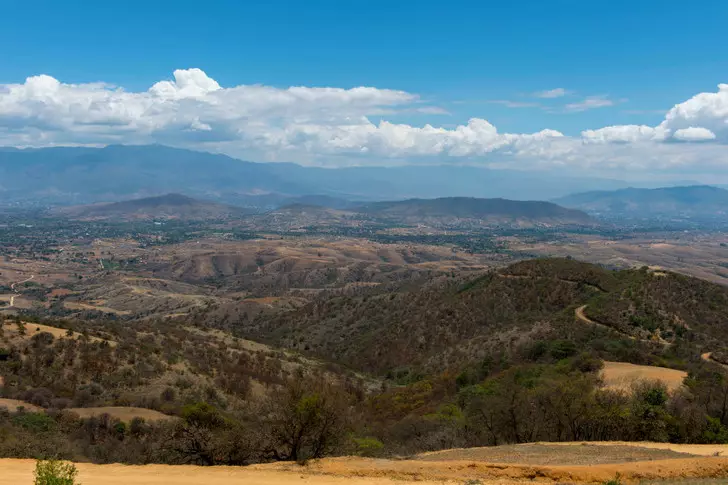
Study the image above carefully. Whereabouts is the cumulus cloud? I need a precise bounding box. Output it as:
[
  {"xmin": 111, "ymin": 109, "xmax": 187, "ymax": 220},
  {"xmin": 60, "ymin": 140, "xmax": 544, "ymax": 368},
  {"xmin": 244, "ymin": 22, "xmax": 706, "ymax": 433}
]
[
  {"xmin": 581, "ymin": 125, "xmax": 668, "ymax": 143},
  {"xmin": 0, "ymin": 69, "xmax": 728, "ymax": 175},
  {"xmin": 673, "ymin": 127, "xmax": 716, "ymax": 141},
  {"xmin": 659, "ymin": 84, "xmax": 728, "ymax": 138}
]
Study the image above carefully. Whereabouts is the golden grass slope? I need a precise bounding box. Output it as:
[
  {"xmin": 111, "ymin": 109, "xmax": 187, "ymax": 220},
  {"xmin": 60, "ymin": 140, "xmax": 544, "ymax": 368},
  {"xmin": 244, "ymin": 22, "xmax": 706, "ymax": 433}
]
[
  {"xmin": 601, "ymin": 361, "xmax": 688, "ymax": 393},
  {"xmin": 66, "ymin": 407, "xmax": 176, "ymax": 422}
]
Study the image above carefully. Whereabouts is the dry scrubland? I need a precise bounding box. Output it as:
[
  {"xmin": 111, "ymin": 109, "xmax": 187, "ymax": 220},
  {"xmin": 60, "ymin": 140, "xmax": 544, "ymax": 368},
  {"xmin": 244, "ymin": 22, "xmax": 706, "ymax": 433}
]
[
  {"xmin": 3, "ymin": 233, "xmax": 727, "ymax": 322},
  {"xmin": 1, "ymin": 236, "xmax": 498, "ymax": 320},
  {"xmin": 510, "ymin": 234, "xmax": 728, "ymax": 286},
  {"xmin": 3, "ymin": 442, "xmax": 728, "ymax": 484}
]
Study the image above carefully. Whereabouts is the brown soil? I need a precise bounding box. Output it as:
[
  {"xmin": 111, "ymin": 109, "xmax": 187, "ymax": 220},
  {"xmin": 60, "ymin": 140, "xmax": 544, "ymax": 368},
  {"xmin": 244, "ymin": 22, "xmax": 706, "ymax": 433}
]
[{"xmin": 0, "ymin": 459, "xmax": 477, "ymax": 485}]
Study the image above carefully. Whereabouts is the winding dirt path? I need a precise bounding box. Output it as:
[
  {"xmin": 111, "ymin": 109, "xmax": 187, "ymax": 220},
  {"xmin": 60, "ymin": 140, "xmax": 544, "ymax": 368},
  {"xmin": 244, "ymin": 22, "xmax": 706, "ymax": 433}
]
[
  {"xmin": 577, "ymin": 306, "xmax": 726, "ymax": 375},
  {"xmin": 575, "ymin": 305, "xmax": 674, "ymax": 346},
  {"xmin": 8, "ymin": 275, "xmax": 34, "ymax": 308},
  {"xmin": 701, "ymin": 352, "xmax": 728, "ymax": 371},
  {"xmin": 575, "ymin": 305, "xmax": 637, "ymax": 341}
]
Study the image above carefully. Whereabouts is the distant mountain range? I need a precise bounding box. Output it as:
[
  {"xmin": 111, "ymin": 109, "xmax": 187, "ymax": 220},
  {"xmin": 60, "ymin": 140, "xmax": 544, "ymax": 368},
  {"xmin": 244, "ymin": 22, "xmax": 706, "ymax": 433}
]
[
  {"xmin": 356, "ymin": 197, "xmax": 593, "ymax": 225},
  {"xmin": 0, "ymin": 144, "xmax": 679, "ymax": 206},
  {"xmin": 53, "ymin": 193, "xmax": 251, "ymax": 221},
  {"xmin": 51, "ymin": 193, "xmax": 593, "ymax": 228},
  {"xmin": 553, "ymin": 185, "xmax": 728, "ymax": 218},
  {"xmin": 259, "ymin": 196, "xmax": 593, "ymax": 229}
]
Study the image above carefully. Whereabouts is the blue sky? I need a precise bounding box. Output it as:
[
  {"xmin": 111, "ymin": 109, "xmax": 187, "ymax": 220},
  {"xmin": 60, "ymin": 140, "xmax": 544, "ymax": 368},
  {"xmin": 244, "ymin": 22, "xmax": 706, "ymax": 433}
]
[{"xmin": 1, "ymin": 0, "xmax": 728, "ymax": 180}]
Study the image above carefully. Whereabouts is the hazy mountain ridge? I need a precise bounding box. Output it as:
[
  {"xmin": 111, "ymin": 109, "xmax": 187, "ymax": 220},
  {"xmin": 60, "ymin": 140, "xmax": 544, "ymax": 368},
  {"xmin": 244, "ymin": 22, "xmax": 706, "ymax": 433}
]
[
  {"xmin": 49, "ymin": 193, "xmax": 592, "ymax": 228},
  {"xmin": 356, "ymin": 197, "xmax": 593, "ymax": 225},
  {"xmin": 53, "ymin": 193, "xmax": 252, "ymax": 221},
  {"xmin": 0, "ymin": 144, "xmax": 661, "ymax": 205},
  {"xmin": 553, "ymin": 185, "xmax": 728, "ymax": 217}
]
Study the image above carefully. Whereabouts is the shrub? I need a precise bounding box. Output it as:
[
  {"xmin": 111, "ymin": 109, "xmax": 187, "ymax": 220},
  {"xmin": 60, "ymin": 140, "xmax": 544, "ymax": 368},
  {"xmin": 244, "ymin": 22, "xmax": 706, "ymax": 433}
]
[
  {"xmin": 352, "ymin": 436, "xmax": 385, "ymax": 457},
  {"xmin": 13, "ymin": 412, "xmax": 56, "ymax": 432},
  {"xmin": 549, "ymin": 340, "xmax": 578, "ymax": 361},
  {"xmin": 34, "ymin": 459, "xmax": 79, "ymax": 485}
]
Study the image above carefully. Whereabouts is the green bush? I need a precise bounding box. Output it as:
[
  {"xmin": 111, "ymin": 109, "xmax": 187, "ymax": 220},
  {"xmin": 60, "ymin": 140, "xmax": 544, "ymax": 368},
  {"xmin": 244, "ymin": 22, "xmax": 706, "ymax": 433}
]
[
  {"xmin": 34, "ymin": 460, "xmax": 79, "ymax": 485},
  {"xmin": 13, "ymin": 413, "xmax": 56, "ymax": 432},
  {"xmin": 352, "ymin": 436, "xmax": 385, "ymax": 457}
]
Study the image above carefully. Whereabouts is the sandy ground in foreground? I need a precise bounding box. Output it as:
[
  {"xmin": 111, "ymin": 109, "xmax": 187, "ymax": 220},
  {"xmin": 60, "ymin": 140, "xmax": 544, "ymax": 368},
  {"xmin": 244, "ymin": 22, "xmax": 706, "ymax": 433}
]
[{"xmin": 3, "ymin": 442, "xmax": 728, "ymax": 484}]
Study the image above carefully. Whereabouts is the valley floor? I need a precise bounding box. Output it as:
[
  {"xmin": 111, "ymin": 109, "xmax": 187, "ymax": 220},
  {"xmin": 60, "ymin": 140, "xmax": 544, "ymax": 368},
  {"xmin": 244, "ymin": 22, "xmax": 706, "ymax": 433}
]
[{"xmin": 2, "ymin": 442, "xmax": 728, "ymax": 484}]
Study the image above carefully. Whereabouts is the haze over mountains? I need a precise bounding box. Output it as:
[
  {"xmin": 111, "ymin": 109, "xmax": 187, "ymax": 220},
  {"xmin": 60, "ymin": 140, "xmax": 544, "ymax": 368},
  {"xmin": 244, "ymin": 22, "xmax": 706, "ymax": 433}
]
[
  {"xmin": 53, "ymin": 193, "xmax": 252, "ymax": 221},
  {"xmin": 356, "ymin": 197, "xmax": 592, "ymax": 226},
  {"xmin": 51, "ymin": 193, "xmax": 592, "ymax": 228},
  {"xmin": 0, "ymin": 144, "xmax": 691, "ymax": 206},
  {"xmin": 554, "ymin": 185, "xmax": 728, "ymax": 218}
]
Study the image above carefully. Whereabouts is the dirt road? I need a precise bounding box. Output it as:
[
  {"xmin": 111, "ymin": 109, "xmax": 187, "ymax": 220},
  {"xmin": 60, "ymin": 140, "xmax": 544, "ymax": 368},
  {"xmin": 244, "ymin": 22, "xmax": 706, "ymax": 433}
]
[
  {"xmin": 575, "ymin": 305, "xmax": 674, "ymax": 346},
  {"xmin": 7, "ymin": 275, "xmax": 33, "ymax": 308},
  {"xmin": 575, "ymin": 305, "xmax": 637, "ymax": 341},
  {"xmin": 701, "ymin": 352, "xmax": 728, "ymax": 371}
]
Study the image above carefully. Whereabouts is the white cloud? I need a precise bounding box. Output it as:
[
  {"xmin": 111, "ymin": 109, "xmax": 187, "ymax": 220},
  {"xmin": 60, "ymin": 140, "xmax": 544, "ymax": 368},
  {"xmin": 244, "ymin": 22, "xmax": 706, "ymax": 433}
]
[
  {"xmin": 488, "ymin": 100, "xmax": 542, "ymax": 108},
  {"xmin": 149, "ymin": 68, "xmax": 221, "ymax": 99},
  {"xmin": 673, "ymin": 126, "xmax": 716, "ymax": 141},
  {"xmin": 581, "ymin": 125, "xmax": 668, "ymax": 143},
  {"xmin": 534, "ymin": 88, "xmax": 568, "ymax": 98},
  {"xmin": 564, "ymin": 96, "xmax": 615, "ymax": 113},
  {"xmin": 1, "ymin": 69, "xmax": 728, "ymax": 177},
  {"xmin": 659, "ymin": 84, "xmax": 728, "ymax": 138}
]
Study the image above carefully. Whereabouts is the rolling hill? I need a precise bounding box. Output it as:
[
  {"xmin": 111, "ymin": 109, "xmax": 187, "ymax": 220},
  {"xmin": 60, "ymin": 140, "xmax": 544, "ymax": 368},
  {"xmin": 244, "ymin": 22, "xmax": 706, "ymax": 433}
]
[
  {"xmin": 53, "ymin": 193, "xmax": 252, "ymax": 221},
  {"xmin": 355, "ymin": 197, "xmax": 594, "ymax": 226},
  {"xmin": 553, "ymin": 185, "xmax": 728, "ymax": 217},
  {"xmin": 245, "ymin": 258, "xmax": 728, "ymax": 376}
]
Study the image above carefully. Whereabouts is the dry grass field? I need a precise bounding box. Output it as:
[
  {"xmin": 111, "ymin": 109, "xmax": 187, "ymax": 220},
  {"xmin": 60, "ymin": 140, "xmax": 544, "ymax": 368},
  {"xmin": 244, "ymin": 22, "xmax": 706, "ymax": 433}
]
[
  {"xmin": 1, "ymin": 320, "xmax": 113, "ymax": 345},
  {"xmin": 601, "ymin": 362, "xmax": 688, "ymax": 393},
  {"xmin": 66, "ymin": 407, "xmax": 176, "ymax": 422}
]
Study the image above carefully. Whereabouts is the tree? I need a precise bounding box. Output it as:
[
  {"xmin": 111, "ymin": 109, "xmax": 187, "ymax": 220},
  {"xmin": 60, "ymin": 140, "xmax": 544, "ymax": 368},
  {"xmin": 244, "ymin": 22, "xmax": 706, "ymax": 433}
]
[
  {"xmin": 629, "ymin": 381, "xmax": 670, "ymax": 442},
  {"xmin": 172, "ymin": 402, "xmax": 225, "ymax": 465},
  {"xmin": 261, "ymin": 379, "xmax": 351, "ymax": 462}
]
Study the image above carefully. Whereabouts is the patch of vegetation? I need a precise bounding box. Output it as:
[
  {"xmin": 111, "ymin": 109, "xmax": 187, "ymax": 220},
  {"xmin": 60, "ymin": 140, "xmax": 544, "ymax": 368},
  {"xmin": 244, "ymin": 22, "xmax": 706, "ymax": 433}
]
[{"xmin": 34, "ymin": 460, "xmax": 79, "ymax": 485}]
